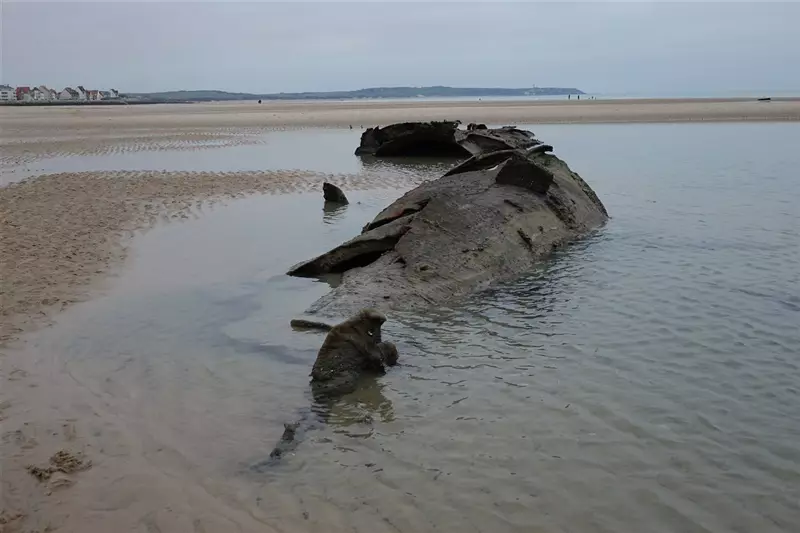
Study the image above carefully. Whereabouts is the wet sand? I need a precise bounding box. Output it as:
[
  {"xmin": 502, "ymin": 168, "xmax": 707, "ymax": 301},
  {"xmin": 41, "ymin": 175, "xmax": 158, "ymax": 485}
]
[
  {"xmin": 5, "ymin": 97, "xmax": 800, "ymax": 132},
  {"xmin": 3, "ymin": 97, "xmax": 799, "ymax": 169}
]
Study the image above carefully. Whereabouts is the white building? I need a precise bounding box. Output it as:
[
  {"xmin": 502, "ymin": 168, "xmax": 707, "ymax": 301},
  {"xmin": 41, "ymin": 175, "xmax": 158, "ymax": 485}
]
[
  {"xmin": 59, "ymin": 87, "xmax": 79, "ymax": 100},
  {"xmin": 35, "ymin": 85, "xmax": 53, "ymax": 101},
  {"xmin": 76, "ymin": 86, "xmax": 88, "ymax": 101},
  {"xmin": 0, "ymin": 85, "xmax": 14, "ymax": 101}
]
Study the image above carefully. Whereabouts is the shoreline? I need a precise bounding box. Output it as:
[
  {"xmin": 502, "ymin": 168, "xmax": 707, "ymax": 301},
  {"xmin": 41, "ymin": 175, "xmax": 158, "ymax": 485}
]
[
  {"xmin": 0, "ymin": 163, "xmax": 430, "ymax": 531},
  {"xmin": 1, "ymin": 95, "xmax": 798, "ymax": 106},
  {"xmin": 3, "ymin": 97, "xmax": 800, "ymax": 133},
  {"xmin": 4, "ymin": 98, "xmax": 799, "ymax": 171},
  {"xmin": 3, "ymin": 98, "xmax": 800, "ymax": 342},
  {"xmin": 0, "ymin": 169, "xmax": 429, "ymax": 345}
]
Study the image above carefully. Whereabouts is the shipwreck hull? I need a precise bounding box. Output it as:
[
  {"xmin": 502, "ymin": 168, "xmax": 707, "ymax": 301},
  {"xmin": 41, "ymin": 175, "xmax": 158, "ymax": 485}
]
[
  {"xmin": 354, "ymin": 121, "xmax": 541, "ymax": 158},
  {"xmin": 290, "ymin": 139, "xmax": 608, "ymax": 318}
]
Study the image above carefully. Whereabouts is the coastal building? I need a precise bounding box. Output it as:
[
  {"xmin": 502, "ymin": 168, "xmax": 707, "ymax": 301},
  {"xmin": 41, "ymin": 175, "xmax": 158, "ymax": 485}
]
[
  {"xmin": 59, "ymin": 87, "xmax": 79, "ymax": 100},
  {"xmin": 16, "ymin": 87, "xmax": 32, "ymax": 102},
  {"xmin": 1, "ymin": 84, "xmax": 122, "ymax": 102},
  {"xmin": 36, "ymin": 85, "xmax": 54, "ymax": 101}
]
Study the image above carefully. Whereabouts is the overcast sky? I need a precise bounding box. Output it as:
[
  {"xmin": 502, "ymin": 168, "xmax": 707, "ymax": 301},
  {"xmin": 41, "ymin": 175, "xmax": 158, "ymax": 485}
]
[{"xmin": 2, "ymin": 1, "xmax": 799, "ymax": 95}]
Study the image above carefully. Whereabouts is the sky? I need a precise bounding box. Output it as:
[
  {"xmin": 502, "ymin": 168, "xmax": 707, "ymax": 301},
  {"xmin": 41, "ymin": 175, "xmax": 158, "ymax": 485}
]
[{"xmin": 2, "ymin": 1, "xmax": 799, "ymax": 95}]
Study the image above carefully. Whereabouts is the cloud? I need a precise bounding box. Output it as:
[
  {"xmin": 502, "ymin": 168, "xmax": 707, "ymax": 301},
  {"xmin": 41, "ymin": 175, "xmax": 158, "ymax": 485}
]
[{"xmin": 2, "ymin": 1, "xmax": 798, "ymax": 95}]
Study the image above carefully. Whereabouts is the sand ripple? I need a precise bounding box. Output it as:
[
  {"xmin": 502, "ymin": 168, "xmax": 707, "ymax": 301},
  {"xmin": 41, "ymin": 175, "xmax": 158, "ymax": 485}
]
[
  {"xmin": 0, "ymin": 129, "xmax": 268, "ymax": 169},
  {"xmin": 0, "ymin": 169, "xmax": 429, "ymax": 343}
]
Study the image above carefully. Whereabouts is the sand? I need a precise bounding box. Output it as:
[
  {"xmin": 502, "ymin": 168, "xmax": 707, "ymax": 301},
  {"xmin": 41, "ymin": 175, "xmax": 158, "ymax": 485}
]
[
  {"xmin": 2, "ymin": 97, "xmax": 799, "ymax": 532},
  {"xmin": 3, "ymin": 97, "xmax": 799, "ymax": 169}
]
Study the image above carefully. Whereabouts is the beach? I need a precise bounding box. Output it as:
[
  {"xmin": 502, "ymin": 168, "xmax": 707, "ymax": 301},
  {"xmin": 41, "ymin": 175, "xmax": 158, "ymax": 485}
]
[
  {"xmin": 3, "ymin": 97, "xmax": 799, "ymax": 344},
  {"xmin": 5, "ymin": 98, "xmax": 800, "ymax": 135},
  {"xmin": 2, "ymin": 101, "xmax": 799, "ymax": 532},
  {"xmin": 4, "ymin": 97, "xmax": 798, "ymax": 173},
  {"xmin": 5, "ymin": 98, "xmax": 799, "ymax": 168}
]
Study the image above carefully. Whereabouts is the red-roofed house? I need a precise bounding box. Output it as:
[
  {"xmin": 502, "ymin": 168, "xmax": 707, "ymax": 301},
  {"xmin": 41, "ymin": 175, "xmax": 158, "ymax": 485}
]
[{"xmin": 16, "ymin": 86, "xmax": 32, "ymax": 102}]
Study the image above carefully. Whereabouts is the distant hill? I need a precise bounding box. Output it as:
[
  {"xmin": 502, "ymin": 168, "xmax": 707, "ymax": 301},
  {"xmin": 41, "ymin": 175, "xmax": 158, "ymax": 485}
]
[{"xmin": 126, "ymin": 86, "xmax": 584, "ymax": 102}]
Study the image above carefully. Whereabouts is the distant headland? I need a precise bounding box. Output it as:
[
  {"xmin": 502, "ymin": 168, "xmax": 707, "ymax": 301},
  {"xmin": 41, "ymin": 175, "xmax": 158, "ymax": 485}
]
[{"xmin": 128, "ymin": 86, "xmax": 585, "ymax": 103}]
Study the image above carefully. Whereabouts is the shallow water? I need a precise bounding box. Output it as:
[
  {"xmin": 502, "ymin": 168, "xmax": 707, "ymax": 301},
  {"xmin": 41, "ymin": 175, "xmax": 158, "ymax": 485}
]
[
  {"xmin": 11, "ymin": 123, "xmax": 800, "ymax": 532},
  {"xmin": 3, "ymin": 128, "xmax": 458, "ymax": 183}
]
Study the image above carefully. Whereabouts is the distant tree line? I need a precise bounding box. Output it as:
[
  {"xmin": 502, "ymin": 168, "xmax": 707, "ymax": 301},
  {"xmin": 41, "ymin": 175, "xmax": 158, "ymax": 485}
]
[{"xmin": 127, "ymin": 86, "xmax": 585, "ymax": 102}]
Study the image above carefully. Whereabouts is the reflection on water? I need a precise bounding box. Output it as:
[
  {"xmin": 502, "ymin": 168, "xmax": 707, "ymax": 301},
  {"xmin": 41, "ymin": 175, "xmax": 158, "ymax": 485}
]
[
  {"xmin": 10, "ymin": 123, "xmax": 800, "ymax": 532},
  {"xmin": 330, "ymin": 376, "xmax": 396, "ymax": 427},
  {"xmin": 322, "ymin": 202, "xmax": 348, "ymax": 224},
  {"xmin": 357, "ymin": 152, "xmax": 463, "ymax": 176}
]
